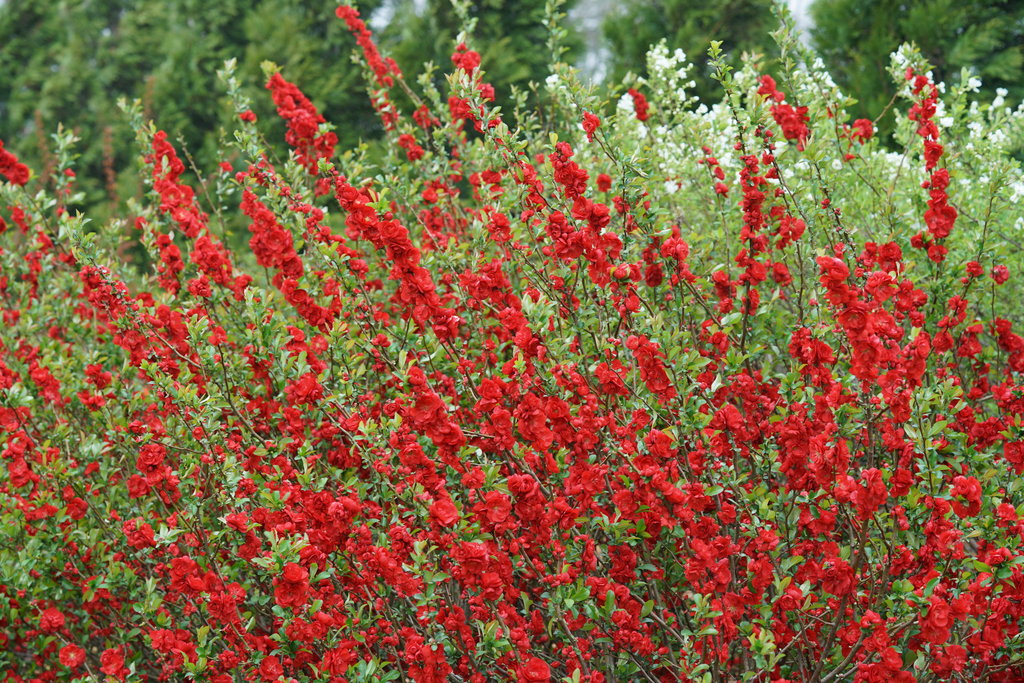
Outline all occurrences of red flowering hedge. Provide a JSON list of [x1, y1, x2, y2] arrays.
[[3, 3, 1024, 682]]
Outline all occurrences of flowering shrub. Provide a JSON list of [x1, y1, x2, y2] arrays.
[[4, 3, 1024, 682]]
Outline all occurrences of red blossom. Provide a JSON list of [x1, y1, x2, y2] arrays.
[[39, 607, 65, 633], [99, 648, 128, 681], [430, 497, 460, 527], [627, 88, 650, 121], [58, 644, 85, 668], [582, 111, 601, 142], [274, 563, 310, 609], [266, 72, 338, 176], [0, 140, 30, 185], [518, 657, 551, 682], [285, 372, 324, 405]]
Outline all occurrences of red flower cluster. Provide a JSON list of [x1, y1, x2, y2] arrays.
[[0, 140, 29, 186], [266, 72, 338, 179], [273, 562, 310, 608], [758, 75, 810, 150], [907, 69, 957, 260], [627, 88, 650, 121], [336, 5, 402, 128], [582, 111, 600, 141], [146, 131, 251, 298]]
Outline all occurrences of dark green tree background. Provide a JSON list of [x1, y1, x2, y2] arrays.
[[810, 0, 1024, 139], [601, 0, 778, 102], [0, 0, 388, 218]]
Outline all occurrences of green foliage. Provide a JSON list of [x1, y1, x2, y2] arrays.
[[601, 0, 778, 102], [811, 0, 1024, 140]]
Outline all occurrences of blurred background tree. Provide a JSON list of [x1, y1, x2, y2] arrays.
[[600, 0, 779, 102], [810, 0, 1024, 141], [0, 0, 385, 222]]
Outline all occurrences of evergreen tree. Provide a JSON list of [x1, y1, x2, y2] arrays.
[[601, 0, 778, 103], [0, 0, 382, 218], [811, 0, 1024, 138]]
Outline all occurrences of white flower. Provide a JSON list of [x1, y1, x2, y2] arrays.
[[648, 42, 675, 74], [890, 46, 911, 69], [811, 58, 839, 89], [966, 77, 982, 92], [1011, 181, 1024, 203]]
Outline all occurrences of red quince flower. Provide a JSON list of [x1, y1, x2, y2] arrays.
[[430, 497, 460, 527], [285, 372, 323, 405], [582, 111, 600, 141], [518, 656, 551, 682], [58, 644, 85, 668], [274, 562, 310, 608], [39, 607, 65, 633]]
